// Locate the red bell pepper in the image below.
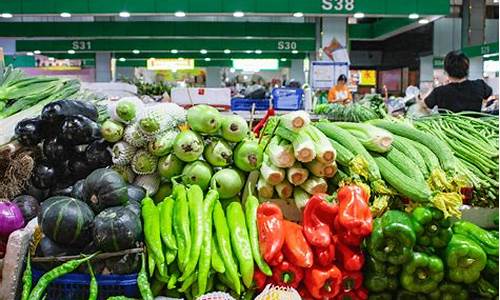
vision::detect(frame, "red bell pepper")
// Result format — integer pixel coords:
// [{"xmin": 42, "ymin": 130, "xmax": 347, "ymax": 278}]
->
[
  {"xmin": 254, "ymin": 268, "xmax": 268, "ymax": 291},
  {"xmin": 267, "ymin": 251, "xmax": 284, "ymax": 266},
  {"xmin": 271, "ymin": 260, "xmax": 303, "ymax": 289},
  {"xmin": 340, "ymin": 270, "xmax": 363, "ymax": 292},
  {"xmin": 336, "ymin": 287, "xmax": 368, "ymax": 300},
  {"xmin": 333, "ymin": 215, "xmax": 364, "ymax": 247},
  {"xmin": 334, "ymin": 237, "xmax": 365, "ymax": 272},
  {"xmin": 337, "ymin": 185, "xmax": 372, "ymax": 237},
  {"xmin": 257, "ymin": 203, "xmax": 285, "ymax": 264},
  {"xmin": 304, "ymin": 264, "xmax": 342, "ymax": 299},
  {"xmin": 282, "ymin": 221, "xmax": 314, "ymax": 268},
  {"xmin": 303, "ymin": 194, "xmax": 338, "ymax": 248},
  {"xmin": 314, "ymin": 243, "xmax": 336, "ymax": 267}
]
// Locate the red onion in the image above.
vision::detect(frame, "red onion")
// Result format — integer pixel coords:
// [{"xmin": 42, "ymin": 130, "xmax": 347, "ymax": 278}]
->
[{"xmin": 0, "ymin": 200, "xmax": 25, "ymax": 239}]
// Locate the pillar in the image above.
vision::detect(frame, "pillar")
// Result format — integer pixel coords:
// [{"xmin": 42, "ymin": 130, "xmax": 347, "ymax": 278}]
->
[
  {"xmin": 420, "ymin": 55, "xmax": 434, "ymax": 84},
  {"xmin": 205, "ymin": 67, "xmax": 222, "ymax": 88},
  {"xmin": 462, "ymin": 0, "xmax": 486, "ymax": 78},
  {"xmin": 95, "ymin": 52, "xmax": 112, "ymax": 82},
  {"xmin": 321, "ymin": 17, "xmax": 348, "ymax": 60},
  {"xmin": 290, "ymin": 59, "xmax": 305, "ymax": 85}
]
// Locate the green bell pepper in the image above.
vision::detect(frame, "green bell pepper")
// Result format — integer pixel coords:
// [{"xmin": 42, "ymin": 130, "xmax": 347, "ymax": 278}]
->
[
  {"xmin": 396, "ymin": 290, "xmax": 429, "ymax": 300},
  {"xmin": 484, "ymin": 255, "xmax": 499, "ymax": 276},
  {"xmin": 368, "ymin": 293, "xmax": 393, "ymax": 300},
  {"xmin": 412, "ymin": 207, "xmax": 452, "ymax": 248},
  {"xmin": 429, "ymin": 282, "xmax": 469, "ymax": 300},
  {"xmin": 445, "ymin": 234, "xmax": 487, "ymax": 284},
  {"xmin": 452, "ymin": 221, "xmax": 499, "ymax": 256},
  {"xmin": 400, "ymin": 252, "xmax": 444, "ymax": 294},
  {"xmin": 363, "ymin": 256, "xmax": 399, "ymax": 293},
  {"xmin": 367, "ymin": 210, "xmax": 416, "ymax": 265},
  {"xmin": 469, "ymin": 276, "xmax": 498, "ymax": 299}
]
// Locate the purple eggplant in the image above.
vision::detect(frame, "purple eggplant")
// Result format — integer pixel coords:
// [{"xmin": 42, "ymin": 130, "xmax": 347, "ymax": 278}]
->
[
  {"xmin": 85, "ymin": 139, "xmax": 112, "ymax": 168},
  {"xmin": 59, "ymin": 115, "xmax": 101, "ymax": 145},
  {"xmin": 43, "ymin": 136, "xmax": 67, "ymax": 161},
  {"xmin": 41, "ymin": 100, "xmax": 98, "ymax": 124},
  {"xmin": 15, "ymin": 117, "xmax": 45, "ymax": 146},
  {"xmin": 31, "ymin": 162, "xmax": 57, "ymax": 189}
]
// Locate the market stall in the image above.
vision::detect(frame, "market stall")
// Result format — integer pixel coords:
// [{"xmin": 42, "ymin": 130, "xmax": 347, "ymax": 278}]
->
[{"xmin": 0, "ymin": 66, "xmax": 498, "ymax": 300}]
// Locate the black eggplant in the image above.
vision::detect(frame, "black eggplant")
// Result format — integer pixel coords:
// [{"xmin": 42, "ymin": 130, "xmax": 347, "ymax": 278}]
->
[
  {"xmin": 23, "ymin": 180, "xmax": 50, "ymax": 201},
  {"xmin": 41, "ymin": 100, "xmax": 98, "ymax": 123},
  {"xmin": 50, "ymin": 184, "xmax": 74, "ymax": 197},
  {"xmin": 31, "ymin": 162, "xmax": 57, "ymax": 189},
  {"xmin": 43, "ymin": 136, "xmax": 67, "ymax": 161},
  {"xmin": 71, "ymin": 179, "xmax": 85, "ymax": 200},
  {"xmin": 15, "ymin": 117, "xmax": 45, "ymax": 146},
  {"xmin": 59, "ymin": 115, "xmax": 101, "ymax": 145},
  {"xmin": 85, "ymin": 139, "xmax": 112, "ymax": 168},
  {"xmin": 69, "ymin": 159, "xmax": 93, "ymax": 180},
  {"xmin": 53, "ymin": 160, "xmax": 73, "ymax": 180},
  {"xmin": 12, "ymin": 195, "xmax": 40, "ymax": 221}
]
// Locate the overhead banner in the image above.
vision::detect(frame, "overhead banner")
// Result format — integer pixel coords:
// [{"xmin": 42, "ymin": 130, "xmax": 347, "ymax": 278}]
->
[{"xmin": 147, "ymin": 58, "xmax": 194, "ymax": 71}]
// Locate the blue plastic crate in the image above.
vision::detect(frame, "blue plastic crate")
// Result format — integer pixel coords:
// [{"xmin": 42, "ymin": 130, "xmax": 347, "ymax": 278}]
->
[
  {"xmin": 271, "ymin": 88, "xmax": 304, "ymax": 110},
  {"xmin": 231, "ymin": 98, "xmax": 270, "ymax": 111},
  {"xmin": 32, "ymin": 268, "xmax": 139, "ymax": 300}
]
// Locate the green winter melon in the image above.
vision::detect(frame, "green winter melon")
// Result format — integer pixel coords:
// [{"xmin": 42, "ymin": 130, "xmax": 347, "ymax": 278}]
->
[{"xmin": 38, "ymin": 196, "xmax": 94, "ymax": 247}]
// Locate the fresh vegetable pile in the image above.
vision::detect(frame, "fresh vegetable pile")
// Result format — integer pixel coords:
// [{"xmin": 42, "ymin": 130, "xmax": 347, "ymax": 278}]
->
[
  {"xmin": 314, "ymin": 94, "xmax": 386, "ymax": 122},
  {"xmin": 365, "ymin": 209, "xmax": 498, "ymax": 299},
  {"xmin": 416, "ymin": 112, "xmax": 499, "ymax": 207}
]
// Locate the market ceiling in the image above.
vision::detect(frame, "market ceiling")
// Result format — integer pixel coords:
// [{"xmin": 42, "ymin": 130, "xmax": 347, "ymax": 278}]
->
[{"xmin": 0, "ymin": 0, "xmax": 449, "ymax": 16}]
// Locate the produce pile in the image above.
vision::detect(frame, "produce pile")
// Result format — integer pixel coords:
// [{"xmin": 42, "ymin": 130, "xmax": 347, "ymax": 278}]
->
[
  {"xmin": 416, "ymin": 112, "xmax": 499, "ymax": 207},
  {"xmin": 314, "ymin": 94, "xmax": 386, "ymax": 122},
  {"xmin": 365, "ymin": 208, "xmax": 498, "ymax": 299},
  {"xmin": 0, "ymin": 66, "xmax": 80, "ymax": 119}
]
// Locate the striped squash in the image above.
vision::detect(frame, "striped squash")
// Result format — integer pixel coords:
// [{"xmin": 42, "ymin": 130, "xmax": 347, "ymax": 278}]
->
[{"xmin": 38, "ymin": 196, "xmax": 94, "ymax": 247}]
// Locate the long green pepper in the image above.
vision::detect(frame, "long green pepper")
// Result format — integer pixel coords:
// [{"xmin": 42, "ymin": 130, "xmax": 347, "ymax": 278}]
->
[
  {"xmin": 179, "ymin": 185, "xmax": 204, "ymax": 281},
  {"xmin": 173, "ymin": 183, "xmax": 191, "ymax": 272},
  {"xmin": 87, "ymin": 262, "xmax": 98, "ymax": 300},
  {"xmin": 142, "ymin": 196, "xmax": 166, "ymax": 277},
  {"xmin": 29, "ymin": 253, "xmax": 97, "ymax": 300},
  {"xmin": 21, "ymin": 254, "xmax": 32, "ymax": 300},
  {"xmin": 245, "ymin": 195, "xmax": 272, "ymax": 276},
  {"xmin": 138, "ymin": 254, "xmax": 154, "ymax": 300},
  {"xmin": 179, "ymin": 272, "xmax": 197, "ymax": 293},
  {"xmin": 227, "ymin": 202, "xmax": 255, "ymax": 289},
  {"xmin": 213, "ymin": 201, "xmax": 241, "ymax": 294},
  {"xmin": 211, "ymin": 235, "xmax": 226, "ymax": 273},
  {"xmin": 167, "ymin": 263, "xmax": 181, "ymax": 290},
  {"xmin": 197, "ymin": 189, "xmax": 218, "ymax": 295},
  {"xmin": 160, "ymin": 196, "xmax": 178, "ymax": 250}
]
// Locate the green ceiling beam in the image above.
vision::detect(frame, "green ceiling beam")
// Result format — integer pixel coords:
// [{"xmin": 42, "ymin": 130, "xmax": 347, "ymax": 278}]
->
[
  {"xmin": 50, "ymin": 52, "xmax": 305, "ymax": 60},
  {"xmin": 114, "ymin": 58, "xmax": 292, "ymax": 68},
  {"xmin": 462, "ymin": 42, "xmax": 499, "ymax": 58},
  {"xmin": 0, "ymin": 21, "xmax": 315, "ymax": 39},
  {"xmin": 16, "ymin": 38, "xmax": 315, "ymax": 52},
  {"xmin": 349, "ymin": 18, "xmax": 415, "ymax": 40},
  {"xmin": 0, "ymin": 0, "xmax": 449, "ymax": 16}
]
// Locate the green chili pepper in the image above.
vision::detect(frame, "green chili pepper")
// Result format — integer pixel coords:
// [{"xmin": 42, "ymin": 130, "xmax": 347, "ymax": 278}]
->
[
  {"xmin": 160, "ymin": 196, "xmax": 177, "ymax": 251},
  {"xmin": 206, "ymin": 273, "xmax": 215, "ymax": 292},
  {"xmin": 179, "ymin": 185, "xmax": 204, "ymax": 281},
  {"xmin": 227, "ymin": 201, "xmax": 254, "ymax": 289},
  {"xmin": 87, "ymin": 261, "xmax": 98, "ymax": 300},
  {"xmin": 173, "ymin": 183, "xmax": 191, "ymax": 272},
  {"xmin": 242, "ymin": 289, "xmax": 256, "ymax": 300},
  {"xmin": 217, "ymin": 272, "xmax": 240, "ymax": 293},
  {"xmin": 148, "ymin": 252, "xmax": 155, "ymax": 277},
  {"xmin": 138, "ymin": 254, "xmax": 154, "ymax": 300},
  {"xmin": 197, "ymin": 189, "xmax": 218, "ymax": 295},
  {"xmin": 245, "ymin": 194, "xmax": 272, "ymax": 276},
  {"xmin": 29, "ymin": 253, "xmax": 98, "ymax": 300},
  {"xmin": 154, "ymin": 269, "xmax": 169, "ymax": 283},
  {"xmin": 215, "ymin": 283, "xmax": 228, "ymax": 292},
  {"xmin": 213, "ymin": 200, "xmax": 241, "ymax": 294},
  {"xmin": 105, "ymin": 297, "xmax": 136, "ymax": 300},
  {"xmin": 142, "ymin": 196, "xmax": 166, "ymax": 277},
  {"xmin": 191, "ymin": 280, "xmax": 199, "ymax": 298},
  {"xmin": 167, "ymin": 263, "xmax": 180, "ymax": 290},
  {"xmin": 211, "ymin": 235, "xmax": 225, "ymax": 273},
  {"xmin": 165, "ymin": 248, "xmax": 176, "ymax": 266},
  {"xmin": 453, "ymin": 220, "xmax": 499, "ymax": 256},
  {"xmin": 21, "ymin": 254, "xmax": 32, "ymax": 300},
  {"xmin": 178, "ymin": 272, "xmax": 197, "ymax": 293}
]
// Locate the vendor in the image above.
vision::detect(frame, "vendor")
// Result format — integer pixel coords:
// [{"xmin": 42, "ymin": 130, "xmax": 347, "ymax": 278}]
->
[
  {"xmin": 328, "ymin": 74, "xmax": 352, "ymax": 104},
  {"xmin": 422, "ymin": 51, "xmax": 493, "ymax": 112}
]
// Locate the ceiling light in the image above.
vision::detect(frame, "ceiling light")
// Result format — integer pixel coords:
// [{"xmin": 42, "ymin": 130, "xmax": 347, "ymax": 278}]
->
[
  {"xmin": 230, "ymin": 68, "xmax": 236, "ymax": 73},
  {"xmin": 119, "ymin": 57, "xmax": 126, "ymax": 62},
  {"xmin": 60, "ymin": 12, "xmax": 71, "ymax": 18},
  {"xmin": 353, "ymin": 12, "xmax": 365, "ymax": 19},
  {"xmin": 26, "ymin": 52, "xmax": 34, "ymax": 56},
  {"xmin": 233, "ymin": 11, "xmax": 245, "ymax": 18},
  {"xmin": 119, "ymin": 11, "xmax": 130, "ymax": 18},
  {"xmin": 171, "ymin": 49, "xmax": 179, "ymax": 54},
  {"xmin": 418, "ymin": 19, "xmax": 430, "ymax": 24},
  {"xmin": 178, "ymin": 57, "xmax": 184, "ymax": 61},
  {"xmin": 255, "ymin": 50, "xmax": 262, "ymax": 54},
  {"xmin": 67, "ymin": 50, "xmax": 75, "ymax": 54},
  {"xmin": 293, "ymin": 12, "xmax": 304, "ymax": 18},
  {"xmin": 292, "ymin": 50, "xmax": 299, "ymax": 54},
  {"xmin": 200, "ymin": 49, "xmax": 208, "ymax": 54},
  {"xmin": 224, "ymin": 49, "xmax": 231, "ymax": 54},
  {"xmin": 280, "ymin": 58, "xmax": 287, "ymax": 61},
  {"xmin": 1, "ymin": 13, "xmax": 13, "ymax": 18},
  {"xmin": 409, "ymin": 13, "xmax": 419, "ymax": 19},
  {"xmin": 174, "ymin": 11, "xmax": 186, "ymax": 17},
  {"xmin": 204, "ymin": 58, "xmax": 211, "ymax": 62},
  {"xmin": 48, "ymin": 57, "xmax": 55, "ymax": 61},
  {"xmin": 132, "ymin": 49, "xmax": 140, "ymax": 54},
  {"xmin": 34, "ymin": 50, "xmax": 41, "ymax": 55},
  {"xmin": 245, "ymin": 50, "xmax": 252, "ymax": 54}
]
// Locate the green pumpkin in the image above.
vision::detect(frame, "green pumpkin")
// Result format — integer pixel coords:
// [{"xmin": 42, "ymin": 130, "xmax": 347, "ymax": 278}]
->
[
  {"xmin": 83, "ymin": 168, "xmax": 128, "ymax": 212},
  {"xmin": 38, "ymin": 196, "xmax": 94, "ymax": 247},
  {"xmin": 93, "ymin": 206, "xmax": 142, "ymax": 252}
]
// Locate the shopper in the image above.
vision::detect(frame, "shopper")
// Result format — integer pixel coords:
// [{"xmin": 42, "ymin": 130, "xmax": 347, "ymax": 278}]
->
[
  {"xmin": 328, "ymin": 74, "xmax": 352, "ymax": 104},
  {"xmin": 422, "ymin": 51, "xmax": 493, "ymax": 112}
]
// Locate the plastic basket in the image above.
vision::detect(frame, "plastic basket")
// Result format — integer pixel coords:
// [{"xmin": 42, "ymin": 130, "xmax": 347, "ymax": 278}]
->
[
  {"xmin": 31, "ymin": 268, "xmax": 139, "ymax": 300},
  {"xmin": 231, "ymin": 98, "xmax": 271, "ymax": 111},
  {"xmin": 271, "ymin": 88, "xmax": 304, "ymax": 110}
]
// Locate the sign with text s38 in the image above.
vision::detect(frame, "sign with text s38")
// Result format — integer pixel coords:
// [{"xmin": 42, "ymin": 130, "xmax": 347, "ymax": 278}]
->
[{"xmin": 321, "ymin": 0, "xmax": 355, "ymax": 12}]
